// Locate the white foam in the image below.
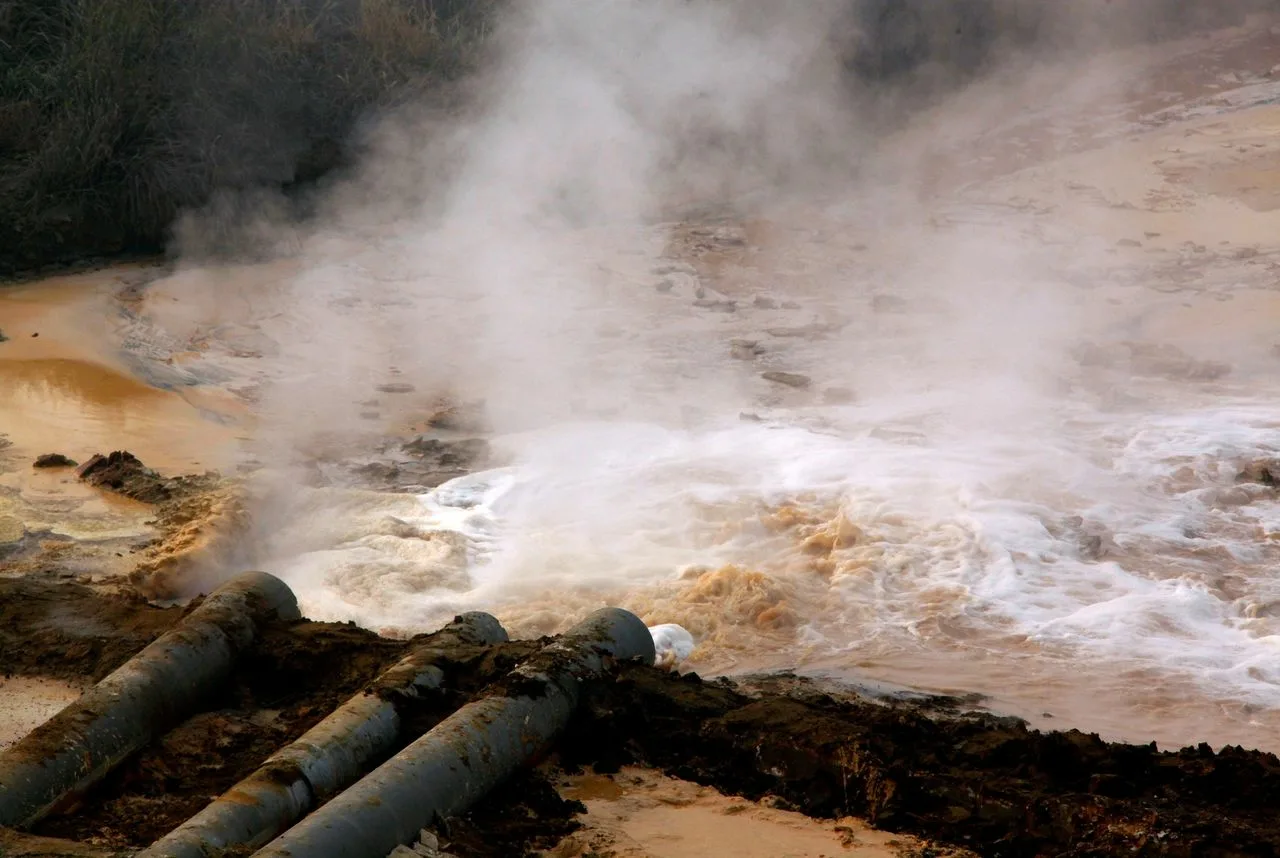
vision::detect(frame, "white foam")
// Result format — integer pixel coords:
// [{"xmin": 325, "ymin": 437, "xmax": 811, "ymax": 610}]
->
[{"xmin": 265, "ymin": 390, "xmax": 1280, "ymax": 708}]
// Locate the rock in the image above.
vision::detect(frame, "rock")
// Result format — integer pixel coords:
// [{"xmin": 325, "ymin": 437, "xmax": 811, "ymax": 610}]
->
[
  {"xmin": 739, "ymin": 412, "xmax": 764, "ymax": 422},
  {"xmin": 753, "ymin": 295, "xmax": 778, "ymax": 309},
  {"xmin": 1116, "ymin": 238, "xmax": 1142, "ymax": 247},
  {"xmin": 402, "ymin": 437, "xmax": 489, "ymax": 466},
  {"xmin": 729, "ymin": 339, "xmax": 765, "ymax": 360},
  {"xmin": 415, "ymin": 830, "xmax": 440, "ymax": 855},
  {"xmin": 348, "ymin": 437, "xmax": 492, "ymax": 492},
  {"xmin": 0, "ymin": 329, "xmax": 7, "ymax": 343},
  {"xmin": 761, "ymin": 371, "xmax": 811, "ymax": 389},
  {"xmin": 758, "ymin": 794, "xmax": 799, "ymax": 812},
  {"xmin": 376, "ymin": 382, "xmax": 415, "ymax": 394},
  {"xmin": 354, "ymin": 462, "xmax": 400, "ymax": 483},
  {"xmin": 389, "ymin": 847, "xmax": 419, "ymax": 858},
  {"xmin": 693, "ymin": 299, "xmax": 737, "ymax": 313},
  {"xmin": 1270, "ymin": 63, "xmax": 1280, "ymax": 78},
  {"xmin": 780, "ymin": 301, "xmax": 800, "ymax": 310},
  {"xmin": 33, "ymin": 453, "xmax": 77, "ymax": 469},
  {"xmin": 654, "ymin": 278, "xmax": 676, "ymax": 292},
  {"xmin": 360, "ymin": 411, "xmax": 381, "ymax": 420},
  {"xmin": 77, "ymin": 451, "xmax": 172, "ymax": 504},
  {"xmin": 427, "ymin": 400, "xmax": 487, "ymax": 433},
  {"xmin": 821, "ymin": 386, "xmax": 856, "ymax": 405}
]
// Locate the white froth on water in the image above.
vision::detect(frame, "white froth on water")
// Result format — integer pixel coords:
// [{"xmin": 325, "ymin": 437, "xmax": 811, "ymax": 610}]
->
[{"xmin": 266, "ymin": 390, "xmax": 1280, "ymax": 711}]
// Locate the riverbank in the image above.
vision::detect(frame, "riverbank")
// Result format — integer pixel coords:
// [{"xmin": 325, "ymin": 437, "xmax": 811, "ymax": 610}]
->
[{"xmin": 3, "ymin": 573, "xmax": 1279, "ymax": 857}]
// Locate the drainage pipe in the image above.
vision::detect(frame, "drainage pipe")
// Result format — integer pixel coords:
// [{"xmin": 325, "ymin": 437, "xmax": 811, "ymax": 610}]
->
[
  {"xmin": 139, "ymin": 612, "xmax": 508, "ymax": 858},
  {"xmin": 252, "ymin": 607, "xmax": 655, "ymax": 858},
  {"xmin": 0, "ymin": 571, "xmax": 300, "ymax": 829}
]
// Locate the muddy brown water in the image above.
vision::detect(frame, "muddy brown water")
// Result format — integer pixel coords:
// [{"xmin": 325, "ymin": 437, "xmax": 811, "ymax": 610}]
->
[{"xmin": 0, "ymin": 270, "xmax": 243, "ymax": 474}]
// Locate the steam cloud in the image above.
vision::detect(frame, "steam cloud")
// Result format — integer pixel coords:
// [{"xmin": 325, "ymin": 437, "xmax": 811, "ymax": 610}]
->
[{"xmin": 156, "ymin": 0, "xmax": 1279, "ymax": 656}]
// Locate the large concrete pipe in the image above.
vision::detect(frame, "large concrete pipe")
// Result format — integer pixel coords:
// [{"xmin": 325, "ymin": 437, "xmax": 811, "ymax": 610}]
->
[
  {"xmin": 139, "ymin": 612, "xmax": 508, "ymax": 858},
  {"xmin": 0, "ymin": 572, "xmax": 300, "ymax": 829},
  {"xmin": 252, "ymin": 608, "xmax": 655, "ymax": 858}
]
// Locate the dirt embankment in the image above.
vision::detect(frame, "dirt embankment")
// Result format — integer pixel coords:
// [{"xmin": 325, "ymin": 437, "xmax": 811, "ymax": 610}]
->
[{"xmin": 4, "ymin": 573, "xmax": 1279, "ymax": 858}]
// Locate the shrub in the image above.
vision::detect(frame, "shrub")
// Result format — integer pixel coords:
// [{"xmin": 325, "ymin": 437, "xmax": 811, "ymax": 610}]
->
[{"xmin": 0, "ymin": 0, "xmax": 498, "ymax": 274}]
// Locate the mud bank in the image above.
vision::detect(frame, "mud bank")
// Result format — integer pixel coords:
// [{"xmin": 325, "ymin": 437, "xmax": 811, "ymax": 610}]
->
[{"xmin": 1, "ymin": 578, "xmax": 1277, "ymax": 858}]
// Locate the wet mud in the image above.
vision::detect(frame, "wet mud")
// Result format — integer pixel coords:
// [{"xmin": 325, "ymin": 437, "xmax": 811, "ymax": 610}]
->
[
  {"xmin": 30, "ymin": 620, "xmax": 412, "ymax": 848},
  {"xmin": 0, "ymin": 578, "xmax": 179, "ymax": 683},
  {"xmin": 563, "ymin": 669, "xmax": 1280, "ymax": 857},
  {"xmin": 3, "ymin": 571, "xmax": 1279, "ymax": 857}
]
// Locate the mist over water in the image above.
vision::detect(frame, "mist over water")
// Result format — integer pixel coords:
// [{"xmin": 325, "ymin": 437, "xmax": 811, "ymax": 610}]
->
[{"xmin": 150, "ymin": 1, "xmax": 1280, "ymax": 746}]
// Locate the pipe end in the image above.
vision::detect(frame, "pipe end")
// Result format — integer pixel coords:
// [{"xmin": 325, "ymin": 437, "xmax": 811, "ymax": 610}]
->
[
  {"xmin": 570, "ymin": 608, "xmax": 656, "ymax": 667},
  {"xmin": 452, "ymin": 612, "xmax": 509, "ymax": 645}
]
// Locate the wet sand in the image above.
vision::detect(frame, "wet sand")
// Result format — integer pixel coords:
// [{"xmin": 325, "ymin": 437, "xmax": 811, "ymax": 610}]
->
[
  {"xmin": 551, "ymin": 768, "xmax": 939, "ymax": 858},
  {"xmin": 0, "ymin": 677, "xmax": 83, "ymax": 752},
  {"xmin": 0, "ymin": 269, "xmax": 244, "ymax": 474}
]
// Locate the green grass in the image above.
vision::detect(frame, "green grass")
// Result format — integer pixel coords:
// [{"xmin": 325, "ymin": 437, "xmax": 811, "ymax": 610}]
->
[{"xmin": 0, "ymin": 0, "xmax": 498, "ymax": 274}]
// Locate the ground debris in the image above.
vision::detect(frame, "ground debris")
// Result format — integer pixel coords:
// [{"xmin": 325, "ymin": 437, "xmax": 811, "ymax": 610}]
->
[
  {"xmin": 76, "ymin": 452, "xmax": 172, "ymax": 504},
  {"xmin": 33, "ymin": 454, "xmax": 77, "ymax": 469},
  {"xmin": 563, "ymin": 668, "xmax": 1280, "ymax": 858}
]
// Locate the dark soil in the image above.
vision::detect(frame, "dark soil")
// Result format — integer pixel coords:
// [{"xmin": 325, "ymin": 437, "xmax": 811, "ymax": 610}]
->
[
  {"xmin": 440, "ymin": 771, "xmax": 586, "ymax": 858},
  {"xmin": 341, "ymin": 437, "xmax": 492, "ymax": 492},
  {"xmin": 7, "ymin": 576, "xmax": 1280, "ymax": 858},
  {"xmin": 32, "ymin": 620, "xmax": 413, "ymax": 847},
  {"xmin": 0, "ymin": 577, "xmax": 180, "ymax": 682},
  {"xmin": 75, "ymin": 452, "xmax": 175, "ymax": 505},
  {"xmin": 562, "ymin": 668, "xmax": 1280, "ymax": 858},
  {"xmin": 32, "ymin": 454, "xmax": 77, "ymax": 469},
  {"xmin": 24, "ymin": 599, "xmax": 541, "ymax": 850}
]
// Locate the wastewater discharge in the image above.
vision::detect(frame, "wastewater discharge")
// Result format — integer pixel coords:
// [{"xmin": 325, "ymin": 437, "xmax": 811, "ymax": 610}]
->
[{"xmin": 159, "ymin": 2, "xmax": 1280, "ymax": 744}]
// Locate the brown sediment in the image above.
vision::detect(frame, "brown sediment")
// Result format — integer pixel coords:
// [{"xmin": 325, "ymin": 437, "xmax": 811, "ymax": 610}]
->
[
  {"xmin": 545, "ymin": 767, "xmax": 956, "ymax": 858},
  {"xmin": 77, "ymin": 453, "xmax": 175, "ymax": 505},
  {"xmin": 128, "ymin": 474, "xmax": 250, "ymax": 600},
  {"xmin": 563, "ymin": 669, "xmax": 1280, "ymax": 857},
  {"xmin": 0, "ymin": 577, "xmax": 180, "ymax": 682},
  {"xmin": 0, "ymin": 678, "xmax": 84, "ymax": 752},
  {"xmin": 0, "ymin": 271, "xmax": 242, "ymax": 475}
]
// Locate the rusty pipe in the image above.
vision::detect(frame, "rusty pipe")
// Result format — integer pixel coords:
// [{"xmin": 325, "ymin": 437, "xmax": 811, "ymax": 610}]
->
[
  {"xmin": 138, "ymin": 612, "xmax": 508, "ymax": 858},
  {"xmin": 251, "ymin": 608, "xmax": 655, "ymax": 858},
  {"xmin": 0, "ymin": 572, "xmax": 300, "ymax": 829}
]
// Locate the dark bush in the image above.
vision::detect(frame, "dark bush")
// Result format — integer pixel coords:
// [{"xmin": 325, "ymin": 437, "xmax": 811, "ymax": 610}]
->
[
  {"xmin": 1, "ymin": 0, "xmax": 1275, "ymax": 275},
  {"xmin": 0, "ymin": 0, "xmax": 498, "ymax": 275}
]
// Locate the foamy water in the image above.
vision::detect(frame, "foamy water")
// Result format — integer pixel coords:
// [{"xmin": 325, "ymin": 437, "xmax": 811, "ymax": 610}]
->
[
  {"xmin": 264, "ymin": 374, "xmax": 1280, "ymax": 723},
  {"xmin": 221, "ymin": 19, "xmax": 1280, "ymax": 747}
]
